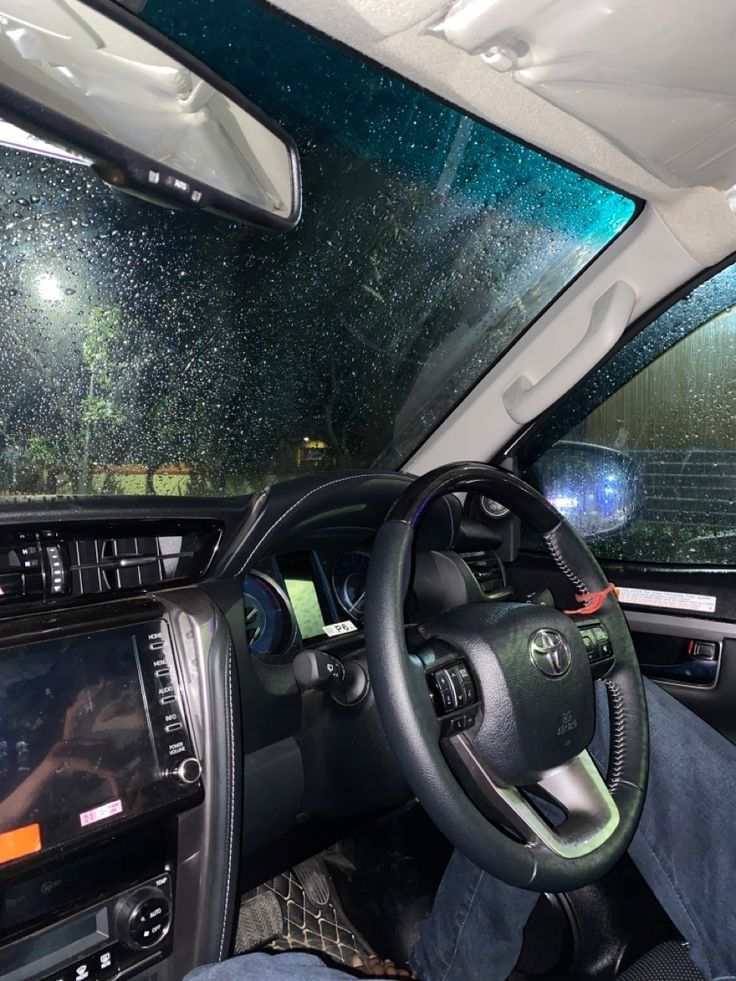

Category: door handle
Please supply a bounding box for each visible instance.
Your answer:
[640,659,718,687]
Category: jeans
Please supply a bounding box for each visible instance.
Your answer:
[187,679,736,981]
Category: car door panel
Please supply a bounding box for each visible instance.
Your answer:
[508,556,736,743]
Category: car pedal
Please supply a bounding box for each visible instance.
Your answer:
[235,891,283,952]
[294,856,331,907]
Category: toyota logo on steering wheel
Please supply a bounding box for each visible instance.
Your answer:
[528,628,572,678]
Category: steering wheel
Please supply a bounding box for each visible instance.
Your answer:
[364,463,648,892]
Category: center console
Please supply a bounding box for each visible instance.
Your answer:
[0,602,219,981]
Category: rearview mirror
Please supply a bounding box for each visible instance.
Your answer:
[0,0,301,228]
[532,441,641,540]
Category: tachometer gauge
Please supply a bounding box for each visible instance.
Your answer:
[242,572,297,662]
[332,551,370,621]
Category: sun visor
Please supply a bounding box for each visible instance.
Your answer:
[429,0,736,201]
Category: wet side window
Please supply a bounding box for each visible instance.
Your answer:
[520,264,736,565]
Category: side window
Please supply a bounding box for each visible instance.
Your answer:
[520,264,736,565]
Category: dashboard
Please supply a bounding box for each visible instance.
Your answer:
[0,469,513,980]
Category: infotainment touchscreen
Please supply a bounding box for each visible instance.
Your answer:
[0,623,195,867]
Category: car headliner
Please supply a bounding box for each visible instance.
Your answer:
[269,0,736,269]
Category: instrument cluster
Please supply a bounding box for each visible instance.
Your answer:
[243,549,370,662]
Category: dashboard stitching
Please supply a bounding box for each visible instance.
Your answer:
[238,472,413,573]
[219,647,236,961]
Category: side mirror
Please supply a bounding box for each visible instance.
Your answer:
[532,441,641,540]
[0,0,301,229]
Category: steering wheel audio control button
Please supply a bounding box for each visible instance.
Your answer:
[577,621,614,679]
[428,661,478,718]
[431,668,457,712]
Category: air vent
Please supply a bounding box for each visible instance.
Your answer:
[460,549,512,600]
[0,521,221,608]
[68,524,221,597]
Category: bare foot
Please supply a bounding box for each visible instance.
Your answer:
[350,954,413,978]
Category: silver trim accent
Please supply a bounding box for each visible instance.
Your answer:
[528,628,572,678]
[173,757,202,786]
[161,590,239,969]
[448,736,619,859]
[242,570,298,660]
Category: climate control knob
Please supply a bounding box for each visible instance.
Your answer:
[115,886,171,951]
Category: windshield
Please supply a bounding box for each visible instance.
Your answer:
[0,0,635,499]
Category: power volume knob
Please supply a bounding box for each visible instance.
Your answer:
[172,757,202,785]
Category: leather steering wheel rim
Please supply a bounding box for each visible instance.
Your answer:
[364,463,649,892]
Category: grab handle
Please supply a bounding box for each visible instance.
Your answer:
[502,280,637,425]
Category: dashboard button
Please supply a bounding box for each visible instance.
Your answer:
[95,948,116,978]
[434,671,451,692]
[433,669,457,713]
[446,666,466,707]
[71,961,92,981]
[159,694,176,705]
[591,625,608,645]
[164,722,182,733]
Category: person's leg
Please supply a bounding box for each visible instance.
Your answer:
[185,950,410,979]
[185,950,359,979]
[189,681,736,981]
[602,678,736,981]
[413,678,736,981]
[409,851,538,981]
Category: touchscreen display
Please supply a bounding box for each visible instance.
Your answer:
[0,632,158,864]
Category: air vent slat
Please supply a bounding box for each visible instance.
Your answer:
[0,521,219,608]
[460,549,511,599]
[67,526,220,597]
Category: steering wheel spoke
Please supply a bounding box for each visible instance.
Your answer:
[446,736,620,859]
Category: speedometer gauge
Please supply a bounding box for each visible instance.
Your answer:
[332,551,370,621]
[242,572,297,662]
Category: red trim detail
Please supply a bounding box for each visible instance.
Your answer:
[564,583,618,617]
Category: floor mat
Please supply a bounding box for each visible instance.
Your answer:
[236,856,375,968]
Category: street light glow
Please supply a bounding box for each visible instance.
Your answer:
[37,274,63,302]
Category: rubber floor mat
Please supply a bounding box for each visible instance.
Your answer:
[236,857,375,967]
